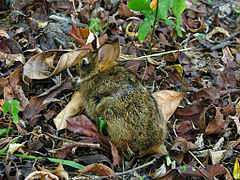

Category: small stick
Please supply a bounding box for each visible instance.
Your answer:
[45,132,100,148]
[119,48,192,61]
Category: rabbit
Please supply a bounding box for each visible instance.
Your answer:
[77,39,167,157]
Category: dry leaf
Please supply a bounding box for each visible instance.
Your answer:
[23,80,72,126]
[54,91,84,130]
[206,27,230,43]
[150,0,157,10]
[67,115,120,165]
[3,69,29,111]
[233,157,240,179]
[25,171,59,180]
[78,163,115,180]
[171,137,198,153]
[23,49,89,79]
[152,90,184,121]
[0,51,25,67]
[209,150,226,165]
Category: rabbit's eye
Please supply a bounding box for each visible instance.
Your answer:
[82,59,87,67]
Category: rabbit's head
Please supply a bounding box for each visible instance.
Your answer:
[78,40,120,82]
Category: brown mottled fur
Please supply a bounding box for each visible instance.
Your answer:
[77,40,167,156]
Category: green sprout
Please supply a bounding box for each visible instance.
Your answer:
[96,117,107,134]
[2,99,20,136]
[89,18,108,34]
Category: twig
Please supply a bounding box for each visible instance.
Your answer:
[119,47,192,61]
[90,158,157,180]
[44,132,100,148]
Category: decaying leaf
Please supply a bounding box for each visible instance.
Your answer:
[171,137,198,153]
[0,51,25,67]
[3,69,29,111]
[176,164,226,179]
[152,90,184,121]
[23,80,72,126]
[54,91,84,130]
[78,163,115,180]
[23,49,89,79]
[25,171,59,180]
[67,115,121,165]
[38,163,69,180]
[206,27,230,43]
[209,150,226,165]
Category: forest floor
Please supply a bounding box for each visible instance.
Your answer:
[0,0,240,179]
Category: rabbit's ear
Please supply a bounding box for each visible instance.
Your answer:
[97,44,114,65]
[111,39,120,61]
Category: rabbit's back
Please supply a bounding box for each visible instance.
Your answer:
[80,66,167,153]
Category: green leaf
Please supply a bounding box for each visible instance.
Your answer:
[138,19,151,42]
[11,106,19,116]
[128,0,152,12]
[157,0,173,19]
[176,25,183,37]
[165,19,175,26]
[172,0,186,18]
[48,158,85,169]
[12,114,19,123]
[172,0,186,37]
[3,101,11,116]
[234,9,240,14]
[0,128,15,136]
[181,166,187,171]
[96,18,100,23]
[142,10,154,21]
[96,117,107,134]
[10,100,20,107]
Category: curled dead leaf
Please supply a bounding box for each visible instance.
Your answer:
[152,90,184,121]
[54,91,85,130]
[171,137,198,153]
[25,171,59,180]
[78,163,115,180]
[23,49,89,79]
[206,27,230,43]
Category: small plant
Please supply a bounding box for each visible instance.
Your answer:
[128,0,186,52]
[2,99,20,136]
[96,117,107,134]
[234,9,240,14]
[89,18,108,34]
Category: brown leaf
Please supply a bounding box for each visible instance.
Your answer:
[78,155,113,169]
[25,171,59,180]
[199,105,226,135]
[67,115,99,135]
[70,24,94,49]
[67,115,120,165]
[171,137,198,153]
[0,38,22,54]
[175,99,209,126]
[190,87,220,102]
[54,91,85,130]
[0,51,25,67]
[78,163,115,180]
[51,164,69,180]
[152,90,184,121]
[23,49,89,79]
[176,164,226,179]
[23,80,72,126]
[3,69,29,111]
[118,1,133,18]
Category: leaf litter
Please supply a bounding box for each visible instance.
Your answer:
[0,0,240,179]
